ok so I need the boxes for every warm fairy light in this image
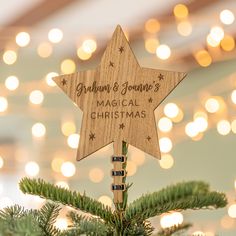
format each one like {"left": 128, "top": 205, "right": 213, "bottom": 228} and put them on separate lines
{"left": 0, "top": 197, "right": 13, "bottom": 209}
{"left": 37, "top": 42, "right": 53, "bottom": 58}
{"left": 221, "top": 35, "right": 235, "bottom": 52}
{"left": 145, "top": 18, "right": 160, "bottom": 34}
{"left": 159, "top": 137, "right": 172, "bottom": 153}
{"left": 82, "top": 39, "right": 97, "bottom": 53}
{"left": 177, "top": 21, "right": 192, "bottom": 36}
{"left": 77, "top": 47, "right": 92, "bottom": 60}
{"left": 55, "top": 218, "right": 68, "bottom": 230}
{"left": 194, "top": 116, "right": 208, "bottom": 132}
{"left": 160, "top": 212, "right": 183, "bottom": 228}
{"left": 32, "top": 123, "right": 46, "bottom": 138}
{"left": 15, "top": 32, "right": 30, "bottom": 47}
{"left": 156, "top": 44, "right": 171, "bottom": 60}
{"left": 192, "top": 231, "right": 205, "bottom": 236}
{"left": 61, "top": 161, "right": 76, "bottom": 177}
{"left": 164, "top": 103, "right": 179, "bottom": 119}
{"left": 194, "top": 111, "right": 208, "bottom": 120}
{"left": 231, "top": 90, "right": 236, "bottom": 104}
{"left": 3, "top": 50, "right": 17, "bottom": 65}
{"left": 205, "top": 98, "right": 220, "bottom": 113}
{"left": 194, "top": 50, "right": 212, "bottom": 67}
{"left": 159, "top": 154, "right": 174, "bottom": 169}
{"left": 61, "top": 59, "right": 76, "bottom": 74}
{"left": 126, "top": 161, "right": 137, "bottom": 176}
{"left": 228, "top": 204, "right": 236, "bottom": 218}
{"left": 171, "top": 109, "right": 184, "bottom": 123}
{"left": 5, "top": 76, "right": 19, "bottom": 91}
{"left": 55, "top": 181, "right": 69, "bottom": 189}
{"left": 158, "top": 117, "right": 173, "bottom": 132}
{"left": 29, "top": 90, "right": 44, "bottom": 105}
{"left": 234, "top": 179, "right": 236, "bottom": 189}
{"left": 62, "top": 121, "right": 76, "bottom": 136}
{"left": 51, "top": 158, "right": 64, "bottom": 173}
{"left": 48, "top": 28, "right": 63, "bottom": 43}
{"left": 217, "top": 120, "right": 231, "bottom": 135}
{"left": 67, "top": 133, "right": 80, "bottom": 149}
{"left": 210, "top": 26, "right": 224, "bottom": 43}
{"left": 145, "top": 38, "right": 159, "bottom": 54}
{"left": 231, "top": 120, "right": 236, "bottom": 133}
{"left": 89, "top": 168, "right": 104, "bottom": 183}
{"left": 130, "top": 149, "right": 145, "bottom": 166}
{"left": 173, "top": 4, "right": 188, "bottom": 19}
{"left": 46, "top": 72, "right": 58, "bottom": 87}
{"left": 98, "top": 195, "right": 112, "bottom": 207}
{"left": 207, "top": 34, "right": 220, "bottom": 47}
{"left": 0, "top": 156, "right": 4, "bottom": 169}
{"left": 0, "top": 97, "right": 8, "bottom": 112}
{"left": 185, "top": 122, "right": 198, "bottom": 138}
{"left": 25, "top": 161, "right": 40, "bottom": 177}
{"left": 220, "top": 9, "right": 235, "bottom": 25}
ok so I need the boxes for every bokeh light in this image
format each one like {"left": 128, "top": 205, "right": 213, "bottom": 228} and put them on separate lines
{"left": 231, "top": 120, "right": 236, "bottom": 134}
{"left": 0, "top": 156, "right": 4, "bottom": 169}
{"left": 228, "top": 204, "right": 236, "bottom": 218}
{"left": 3, "top": 50, "right": 17, "bottom": 65}
{"left": 89, "top": 168, "right": 104, "bottom": 183}
{"left": 194, "top": 116, "right": 208, "bottom": 132}
{"left": 221, "top": 215, "right": 235, "bottom": 229}
{"left": 48, "top": 28, "right": 63, "bottom": 43}
{"left": 231, "top": 90, "right": 236, "bottom": 104}
{"left": 145, "top": 18, "right": 160, "bottom": 33}
{"left": 164, "top": 103, "right": 179, "bottom": 118}
{"left": 207, "top": 34, "right": 220, "bottom": 47}
{"left": 55, "top": 181, "right": 69, "bottom": 189}
{"left": 54, "top": 218, "right": 68, "bottom": 230}
{"left": 220, "top": 9, "right": 235, "bottom": 25}
{"left": 158, "top": 117, "right": 173, "bottom": 132}
{"left": 185, "top": 122, "right": 198, "bottom": 138}
{"left": 221, "top": 35, "right": 235, "bottom": 52}
{"left": 61, "top": 161, "right": 76, "bottom": 177}
{"left": 61, "top": 59, "right": 76, "bottom": 74}
{"left": 46, "top": 72, "right": 58, "bottom": 87}
{"left": 77, "top": 47, "right": 92, "bottom": 60}
{"left": 32, "top": 123, "right": 46, "bottom": 138}
{"left": 173, "top": 4, "right": 188, "bottom": 19}
{"left": 156, "top": 44, "right": 171, "bottom": 60}
{"left": 15, "top": 32, "right": 30, "bottom": 47}
{"left": 177, "top": 21, "right": 192, "bottom": 36}
{"left": 0, "top": 197, "right": 13, "bottom": 209}
{"left": 98, "top": 195, "right": 112, "bottom": 207}
{"left": 67, "top": 133, "right": 80, "bottom": 149}
{"left": 29, "top": 90, "right": 44, "bottom": 105}
{"left": 5, "top": 76, "right": 19, "bottom": 91}
{"left": 217, "top": 120, "right": 231, "bottom": 135}
{"left": 82, "top": 39, "right": 97, "bottom": 53}
{"left": 205, "top": 98, "right": 220, "bottom": 113}
{"left": 25, "top": 161, "right": 40, "bottom": 177}
{"left": 159, "top": 154, "right": 174, "bottom": 169}
{"left": 210, "top": 26, "right": 224, "bottom": 43}
{"left": 145, "top": 37, "right": 159, "bottom": 54}
{"left": 62, "top": 121, "right": 76, "bottom": 136}
{"left": 160, "top": 212, "right": 183, "bottom": 228}
{"left": 51, "top": 158, "right": 64, "bottom": 173}
{"left": 0, "top": 97, "right": 8, "bottom": 112}
{"left": 126, "top": 161, "right": 137, "bottom": 176}
{"left": 37, "top": 42, "right": 53, "bottom": 58}
{"left": 130, "top": 149, "right": 145, "bottom": 166}
{"left": 194, "top": 50, "right": 212, "bottom": 67}
{"left": 159, "top": 137, "right": 173, "bottom": 153}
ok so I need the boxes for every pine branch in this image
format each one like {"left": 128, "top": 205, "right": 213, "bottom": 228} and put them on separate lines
{"left": 125, "top": 181, "right": 227, "bottom": 221}
{"left": 35, "top": 202, "right": 61, "bottom": 236}
{"left": 62, "top": 211, "right": 111, "bottom": 236}
{"left": 156, "top": 223, "right": 192, "bottom": 236}
{"left": 19, "top": 178, "right": 114, "bottom": 223}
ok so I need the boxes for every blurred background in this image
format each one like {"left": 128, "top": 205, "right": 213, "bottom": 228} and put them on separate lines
{"left": 0, "top": 0, "right": 236, "bottom": 234}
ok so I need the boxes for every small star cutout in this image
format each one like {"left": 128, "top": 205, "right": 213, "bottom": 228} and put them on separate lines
{"left": 119, "top": 46, "right": 124, "bottom": 53}
{"left": 89, "top": 132, "right": 96, "bottom": 141}
{"left": 158, "top": 73, "right": 164, "bottom": 81}
{"left": 147, "top": 136, "right": 151, "bottom": 141}
{"left": 109, "top": 61, "right": 114, "bottom": 67}
{"left": 61, "top": 78, "right": 67, "bottom": 86}
{"left": 119, "top": 123, "right": 125, "bottom": 129}
{"left": 148, "top": 97, "right": 153, "bottom": 103}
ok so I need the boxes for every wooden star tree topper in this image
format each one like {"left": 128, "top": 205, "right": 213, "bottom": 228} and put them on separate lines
{"left": 54, "top": 25, "right": 187, "bottom": 203}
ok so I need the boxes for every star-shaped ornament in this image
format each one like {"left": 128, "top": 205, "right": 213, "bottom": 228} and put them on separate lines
{"left": 53, "top": 25, "right": 187, "bottom": 161}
